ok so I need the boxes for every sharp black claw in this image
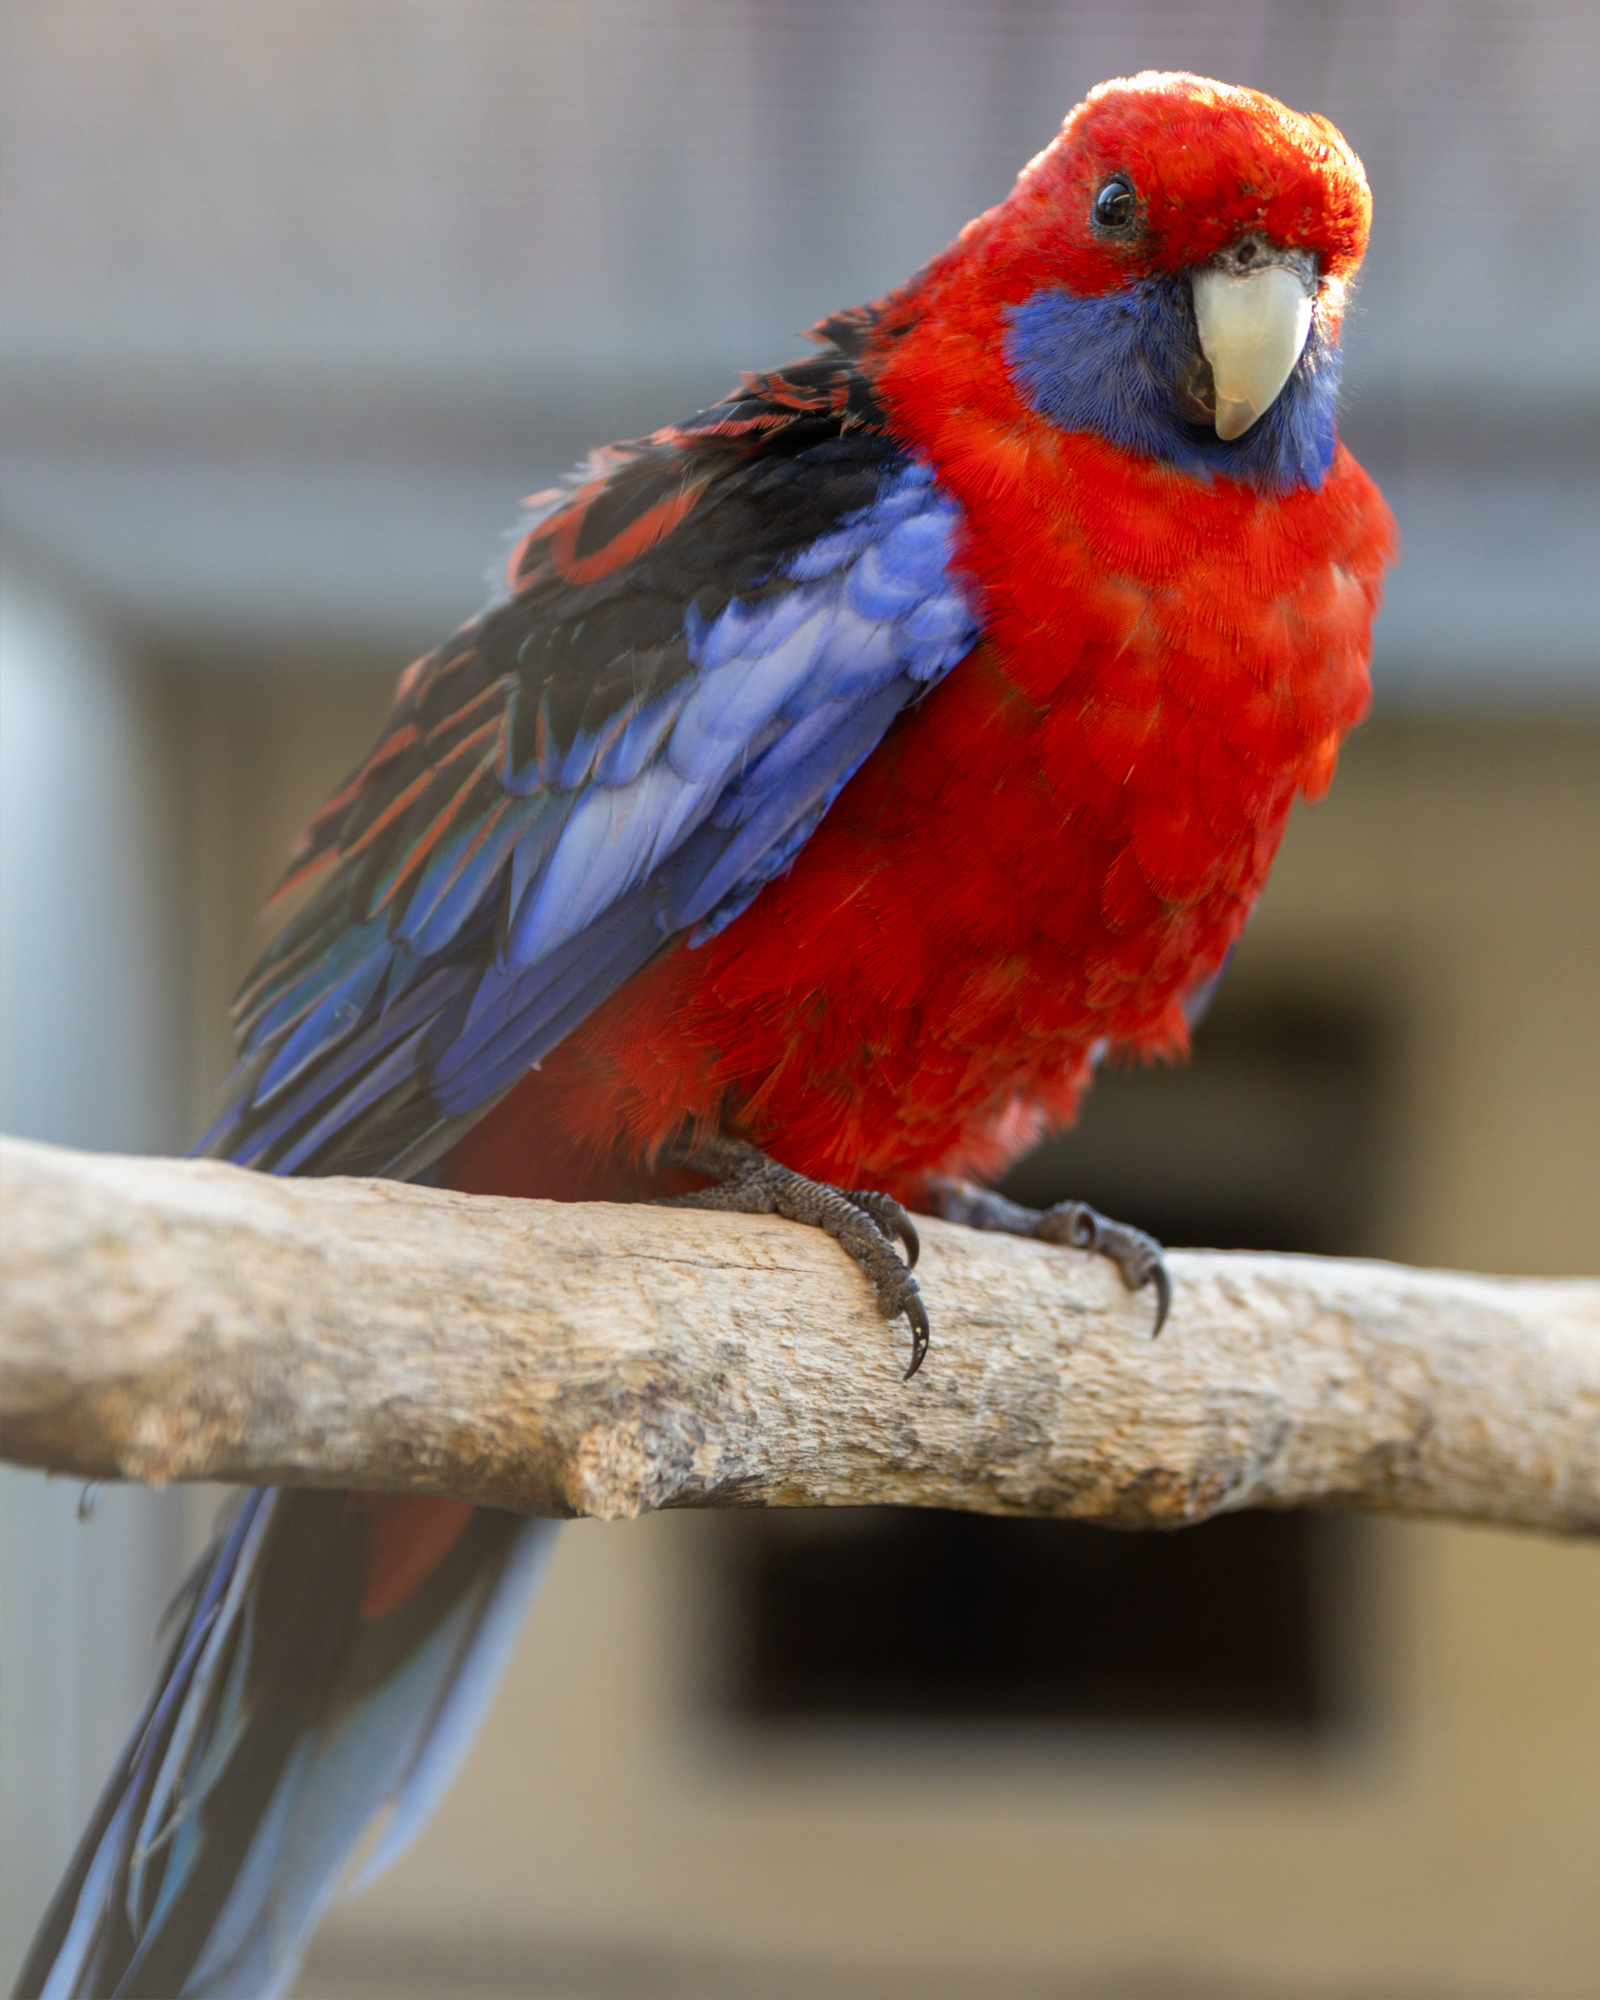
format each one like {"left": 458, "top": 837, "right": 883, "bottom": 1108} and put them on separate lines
{"left": 846, "top": 1190, "right": 921, "bottom": 1269}
{"left": 1147, "top": 1259, "right": 1172, "bottom": 1338}
{"left": 897, "top": 1212, "right": 921, "bottom": 1270}
{"left": 902, "top": 1291, "right": 931, "bottom": 1379}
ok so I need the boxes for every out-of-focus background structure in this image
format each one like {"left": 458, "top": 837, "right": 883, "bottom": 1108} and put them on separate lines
{"left": 3, "top": 4, "right": 1597, "bottom": 1995}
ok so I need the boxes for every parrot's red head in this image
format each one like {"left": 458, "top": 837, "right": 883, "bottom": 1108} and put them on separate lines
{"left": 1012, "top": 72, "right": 1371, "bottom": 296}
{"left": 870, "top": 73, "right": 1374, "bottom": 496}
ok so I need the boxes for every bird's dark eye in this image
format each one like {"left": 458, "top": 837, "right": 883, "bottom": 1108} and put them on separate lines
{"left": 1093, "top": 175, "right": 1136, "bottom": 231}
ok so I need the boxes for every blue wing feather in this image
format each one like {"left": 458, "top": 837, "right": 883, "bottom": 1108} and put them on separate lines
{"left": 201, "top": 396, "right": 979, "bottom": 1183}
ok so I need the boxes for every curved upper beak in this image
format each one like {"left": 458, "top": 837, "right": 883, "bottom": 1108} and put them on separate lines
{"left": 1190, "top": 254, "right": 1316, "bottom": 441}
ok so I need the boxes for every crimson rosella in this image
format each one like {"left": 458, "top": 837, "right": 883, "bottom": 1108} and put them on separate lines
{"left": 20, "top": 71, "right": 1394, "bottom": 2000}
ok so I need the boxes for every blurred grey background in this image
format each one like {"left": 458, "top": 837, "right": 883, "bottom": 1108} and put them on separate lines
{"left": 2, "top": 4, "right": 1597, "bottom": 1997}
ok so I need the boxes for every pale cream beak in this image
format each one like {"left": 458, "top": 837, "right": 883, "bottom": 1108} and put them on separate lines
{"left": 1191, "top": 260, "right": 1315, "bottom": 441}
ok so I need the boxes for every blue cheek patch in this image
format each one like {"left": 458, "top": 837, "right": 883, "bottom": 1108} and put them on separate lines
{"left": 1003, "top": 277, "right": 1340, "bottom": 496}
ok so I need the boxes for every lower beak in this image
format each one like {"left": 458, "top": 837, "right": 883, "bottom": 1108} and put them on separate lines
{"left": 1190, "top": 261, "right": 1315, "bottom": 441}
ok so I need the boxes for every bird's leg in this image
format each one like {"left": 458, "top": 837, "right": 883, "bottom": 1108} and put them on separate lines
{"left": 927, "top": 1177, "right": 1172, "bottom": 1337}
{"left": 658, "top": 1135, "right": 930, "bottom": 1377}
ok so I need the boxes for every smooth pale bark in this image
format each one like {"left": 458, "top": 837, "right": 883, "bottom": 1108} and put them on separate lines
{"left": 2, "top": 1135, "right": 1596, "bottom": 1533}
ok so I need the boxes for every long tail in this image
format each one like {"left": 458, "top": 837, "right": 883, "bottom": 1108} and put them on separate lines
{"left": 13, "top": 1489, "right": 557, "bottom": 2000}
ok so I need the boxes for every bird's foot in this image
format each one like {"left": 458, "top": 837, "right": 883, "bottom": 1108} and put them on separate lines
{"left": 658, "top": 1135, "right": 929, "bottom": 1377}
{"left": 928, "top": 1178, "right": 1171, "bottom": 1337}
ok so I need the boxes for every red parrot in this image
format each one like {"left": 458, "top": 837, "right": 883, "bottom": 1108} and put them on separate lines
{"left": 20, "top": 72, "right": 1394, "bottom": 2000}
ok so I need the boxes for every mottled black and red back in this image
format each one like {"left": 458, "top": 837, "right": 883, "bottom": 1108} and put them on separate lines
{"left": 282, "top": 317, "right": 894, "bottom": 907}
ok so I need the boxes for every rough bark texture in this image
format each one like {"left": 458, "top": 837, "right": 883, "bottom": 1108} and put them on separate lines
{"left": 2, "top": 1135, "right": 1596, "bottom": 1532}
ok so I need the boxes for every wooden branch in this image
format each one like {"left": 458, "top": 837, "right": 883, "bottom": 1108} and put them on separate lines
{"left": 2, "top": 1134, "right": 1597, "bottom": 1533}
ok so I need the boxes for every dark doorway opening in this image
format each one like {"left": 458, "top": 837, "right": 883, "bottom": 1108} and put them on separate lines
{"left": 723, "top": 1507, "right": 1344, "bottom": 1727}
